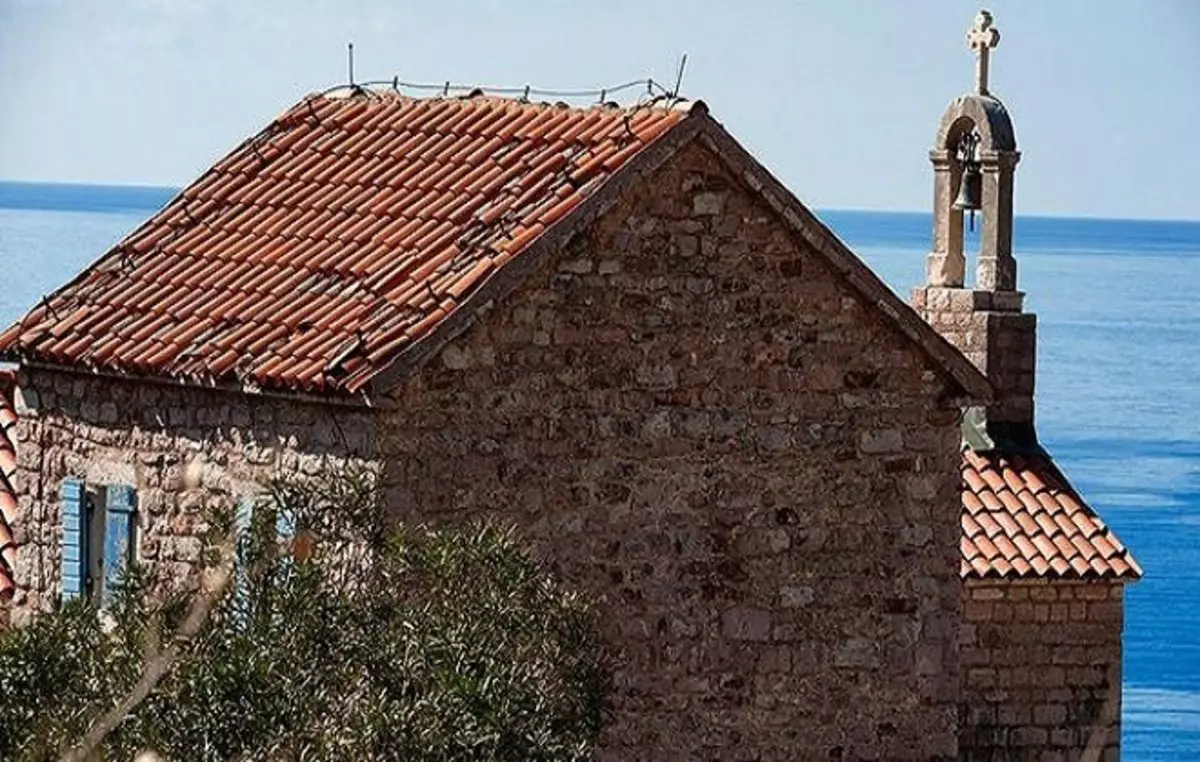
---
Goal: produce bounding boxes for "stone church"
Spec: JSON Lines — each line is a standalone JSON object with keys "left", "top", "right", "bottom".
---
{"left": 0, "top": 11, "right": 1138, "bottom": 760}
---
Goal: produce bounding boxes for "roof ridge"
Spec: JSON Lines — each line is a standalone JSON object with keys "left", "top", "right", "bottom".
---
{"left": 307, "top": 74, "right": 684, "bottom": 104}
{"left": 307, "top": 83, "right": 707, "bottom": 115}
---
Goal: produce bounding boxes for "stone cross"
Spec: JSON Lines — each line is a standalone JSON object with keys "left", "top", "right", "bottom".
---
{"left": 966, "top": 10, "right": 1000, "bottom": 96}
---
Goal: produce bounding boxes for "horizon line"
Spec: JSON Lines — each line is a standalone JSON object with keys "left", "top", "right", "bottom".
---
{"left": 1, "top": 178, "right": 1198, "bottom": 226}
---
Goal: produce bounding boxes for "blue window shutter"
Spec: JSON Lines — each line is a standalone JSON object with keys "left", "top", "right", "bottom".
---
{"left": 235, "top": 497, "right": 254, "bottom": 595}
{"left": 102, "top": 485, "right": 137, "bottom": 599}
{"left": 236, "top": 498, "right": 254, "bottom": 537}
{"left": 276, "top": 508, "right": 295, "bottom": 540}
{"left": 60, "top": 480, "right": 87, "bottom": 601}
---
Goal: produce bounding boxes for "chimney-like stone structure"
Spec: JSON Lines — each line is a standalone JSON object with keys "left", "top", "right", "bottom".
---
{"left": 912, "top": 9, "right": 1037, "bottom": 446}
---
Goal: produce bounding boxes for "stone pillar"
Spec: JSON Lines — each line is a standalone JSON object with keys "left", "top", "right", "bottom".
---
{"left": 977, "top": 152, "right": 1019, "bottom": 291}
{"left": 926, "top": 150, "right": 966, "bottom": 288}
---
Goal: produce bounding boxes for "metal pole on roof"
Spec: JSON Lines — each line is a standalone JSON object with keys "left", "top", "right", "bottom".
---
{"left": 348, "top": 43, "right": 355, "bottom": 86}
{"left": 672, "top": 53, "right": 689, "bottom": 98}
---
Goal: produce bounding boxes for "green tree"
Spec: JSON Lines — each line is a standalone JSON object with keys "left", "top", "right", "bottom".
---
{"left": 0, "top": 468, "right": 609, "bottom": 761}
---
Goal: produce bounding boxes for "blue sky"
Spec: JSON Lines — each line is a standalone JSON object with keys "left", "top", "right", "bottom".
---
{"left": 1, "top": 0, "right": 1196, "bottom": 220}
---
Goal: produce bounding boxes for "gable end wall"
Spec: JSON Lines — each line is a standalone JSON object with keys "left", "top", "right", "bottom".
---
{"left": 381, "top": 140, "right": 966, "bottom": 760}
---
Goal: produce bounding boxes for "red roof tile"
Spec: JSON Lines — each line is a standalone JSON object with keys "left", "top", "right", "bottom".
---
{"left": 960, "top": 448, "right": 1141, "bottom": 580}
{"left": 0, "top": 370, "right": 17, "bottom": 597}
{"left": 0, "top": 92, "right": 695, "bottom": 394}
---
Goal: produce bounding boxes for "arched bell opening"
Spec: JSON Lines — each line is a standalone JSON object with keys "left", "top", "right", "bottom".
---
{"left": 929, "top": 100, "right": 1019, "bottom": 292}
{"left": 951, "top": 131, "right": 983, "bottom": 222}
{"left": 943, "top": 117, "right": 986, "bottom": 288}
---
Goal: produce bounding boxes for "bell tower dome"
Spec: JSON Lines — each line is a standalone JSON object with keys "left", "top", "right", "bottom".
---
{"left": 913, "top": 9, "right": 1037, "bottom": 447}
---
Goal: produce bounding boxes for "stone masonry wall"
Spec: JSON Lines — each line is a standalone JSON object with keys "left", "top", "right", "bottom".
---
{"left": 960, "top": 580, "right": 1125, "bottom": 761}
{"left": 911, "top": 286, "right": 1036, "bottom": 429}
{"left": 8, "top": 367, "right": 378, "bottom": 624}
{"left": 381, "top": 140, "right": 968, "bottom": 760}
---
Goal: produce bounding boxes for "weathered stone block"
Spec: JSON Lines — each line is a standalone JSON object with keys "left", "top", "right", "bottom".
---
{"left": 440, "top": 344, "right": 473, "bottom": 370}
{"left": 559, "top": 257, "right": 594, "bottom": 274}
{"left": 835, "top": 638, "right": 882, "bottom": 669}
{"left": 692, "top": 191, "right": 726, "bottom": 216}
{"left": 778, "top": 585, "right": 814, "bottom": 608}
{"left": 721, "top": 607, "right": 772, "bottom": 642}
{"left": 859, "top": 429, "right": 904, "bottom": 454}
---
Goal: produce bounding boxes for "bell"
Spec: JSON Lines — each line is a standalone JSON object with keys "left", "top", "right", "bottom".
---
{"left": 952, "top": 164, "right": 982, "bottom": 212}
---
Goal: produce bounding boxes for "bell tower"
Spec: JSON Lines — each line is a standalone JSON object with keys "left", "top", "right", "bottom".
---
{"left": 913, "top": 9, "right": 1037, "bottom": 447}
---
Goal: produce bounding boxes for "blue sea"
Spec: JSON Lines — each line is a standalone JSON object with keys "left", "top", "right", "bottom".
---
{"left": 1, "top": 181, "right": 1198, "bottom": 759}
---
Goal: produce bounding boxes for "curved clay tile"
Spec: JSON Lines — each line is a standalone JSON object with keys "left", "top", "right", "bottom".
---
{"left": 0, "top": 370, "right": 17, "bottom": 597}
{"left": 960, "top": 446, "right": 1141, "bottom": 580}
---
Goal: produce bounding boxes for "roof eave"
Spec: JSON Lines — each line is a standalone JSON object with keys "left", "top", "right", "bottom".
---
{"left": 13, "top": 359, "right": 377, "bottom": 410}
{"left": 963, "top": 569, "right": 1143, "bottom": 583}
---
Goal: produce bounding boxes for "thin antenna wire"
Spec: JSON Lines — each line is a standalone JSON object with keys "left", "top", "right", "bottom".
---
{"left": 347, "top": 43, "right": 355, "bottom": 86}
{"left": 313, "top": 77, "right": 676, "bottom": 105}
{"left": 671, "top": 53, "right": 689, "bottom": 97}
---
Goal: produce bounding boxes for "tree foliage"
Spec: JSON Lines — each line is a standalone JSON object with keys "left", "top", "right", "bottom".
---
{"left": 0, "top": 469, "right": 609, "bottom": 761}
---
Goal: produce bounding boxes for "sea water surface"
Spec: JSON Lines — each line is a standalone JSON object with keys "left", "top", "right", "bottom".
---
{"left": 1, "top": 181, "right": 1198, "bottom": 760}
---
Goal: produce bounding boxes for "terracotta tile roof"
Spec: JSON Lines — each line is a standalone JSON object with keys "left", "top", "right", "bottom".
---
{"left": 0, "top": 84, "right": 997, "bottom": 408}
{"left": 0, "top": 370, "right": 17, "bottom": 597}
{"left": 0, "top": 91, "right": 695, "bottom": 394}
{"left": 960, "top": 447, "right": 1141, "bottom": 580}
{"left": 0, "top": 86, "right": 994, "bottom": 404}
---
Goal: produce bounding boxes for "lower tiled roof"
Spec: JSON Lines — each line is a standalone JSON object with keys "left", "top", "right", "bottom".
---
{"left": 0, "top": 371, "right": 16, "bottom": 596}
{"left": 961, "top": 447, "right": 1141, "bottom": 580}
